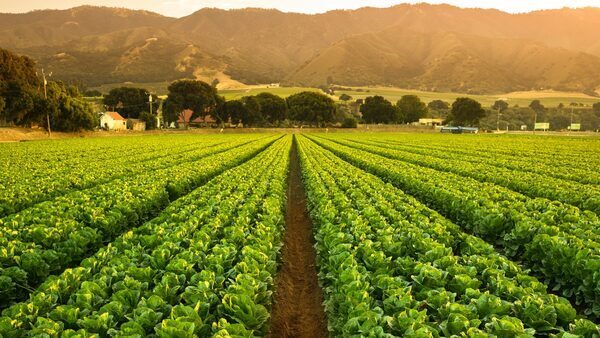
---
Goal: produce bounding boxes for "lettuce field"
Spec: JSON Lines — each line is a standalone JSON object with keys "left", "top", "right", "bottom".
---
{"left": 0, "top": 132, "right": 599, "bottom": 337}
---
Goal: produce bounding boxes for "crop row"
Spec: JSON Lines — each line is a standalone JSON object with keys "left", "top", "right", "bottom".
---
{"left": 0, "top": 135, "right": 261, "bottom": 217}
{"left": 307, "top": 134, "right": 600, "bottom": 318}
{"left": 297, "top": 135, "right": 599, "bottom": 336}
{"left": 324, "top": 136, "right": 600, "bottom": 214}
{"left": 367, "top": 136, "right": 600, "bottom": 185}
{"left": 0, "top": 135, "right": 279, "bottom": 308}
{"left": 0, "top": 136, "right": 291, "bottom": 337}
{"left": 369, "top": 134, "right": 600, "bottom": 170}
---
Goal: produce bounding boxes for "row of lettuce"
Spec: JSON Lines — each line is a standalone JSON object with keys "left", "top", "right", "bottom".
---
{"left": 0, "top": 135, "right": 278, "bottom": 308}
{"left": 325, "top": 136, "right": 600, "bottom": 214}
{"left": 366, "top": 133, "right": 600, "bottom": 175}
{"left": 307, "top": 134, "right": 600, "bottom": 320}
{"left": 358, "top": 135, "right": 600, "bottom": 187}
{"left": 0, "top": 134, "right": 260, "bottom": 217}
{"left": 297, "top": 135, "right": 599, "bottom": 336}
{"left": 0, "top": 136, "right": 291, "bottom": 337}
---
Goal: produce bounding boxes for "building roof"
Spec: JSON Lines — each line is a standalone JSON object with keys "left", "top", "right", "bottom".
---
{"left": 177, "top": 109, "right": 217, "bottom": 124}
{"left": 104, "top": 112, "right": 125, "bottom": 121}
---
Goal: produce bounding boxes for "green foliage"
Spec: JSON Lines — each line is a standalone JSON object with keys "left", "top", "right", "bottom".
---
{"left": 239, "top": 95, "right": 263, "bottom": 127}
{"left": 83, "top": 90, "right": 102, "bottom": 97}
{"left": 163, "top": 80, "right": 217, "bottom": 126}
{"left": 139, "top": 112, "right": 158, "bottom": 130}
{"left": 34, "top": 81, "right": 98, "bottom": 132}
{"left": 341, "top": 117, "right": 358, "bottom": 128}
{"left": 593, "top": 102, "right": 600, "bottom": 115}
{"left": 339, "top": 93, "right": 353, "bottom": 101}
{"left": 529, "top": 99, "right": 546, "bottom": 113}
{"left": 492, "top": 100, "right": 509, "bottom": 111}
{"left": 287, "top": 91, "right": 336, "bottom": 126}
{"left": 448, "top": 97, "right": 487, "bottom": 126}
{"left": 254, "top": 92, "right": 287, "bottom": 124}
{"left": 360, "top": 95, "right": 397, "bottom": 123}
{"left": 396, "top": 95, "right": 427, "bottom": 123}
{"left": 103, "top": 87, "right": 158, "bottom": 119}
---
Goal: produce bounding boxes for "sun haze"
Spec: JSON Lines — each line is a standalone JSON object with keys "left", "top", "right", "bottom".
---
{"left": 2, "top": 0, "right": 600, "bottom": 17}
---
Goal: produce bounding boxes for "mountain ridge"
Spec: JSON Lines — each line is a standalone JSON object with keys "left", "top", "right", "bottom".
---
{"left": 2, "top": 4, "right": 600, "bottom": 94}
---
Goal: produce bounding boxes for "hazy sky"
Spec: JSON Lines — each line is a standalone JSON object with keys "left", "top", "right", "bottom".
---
{"left": 2, "top": 0, "right": 600, "bottom": 17}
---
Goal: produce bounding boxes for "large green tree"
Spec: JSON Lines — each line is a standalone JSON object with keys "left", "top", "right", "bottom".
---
{"left": 223, "top": 100, "right": 246, "bottom": 125}
{"left": 255, "top": 92, "right": 287, "bottom": 124}
{"left": 529, "top": 100, "right": 545, "bottom": 113}
{"left": 397, "top": 95, "right": 427, "bottom": 123}
{"left": 103, "top": 87, "right": 158, "bottom": 119}
{"left": 0, "top": 48, "right": 40, "bottom": 125}
{"left": 287, "top": 91, "right": 336, "bottom": 127}
{"left": 360, "top": 96, "right": 397, "bottom": 124}
{"left": 163, "top": 80, "right": 217, "bottom": 127}
{"left": 447, "top": 97, "right": 487, "bottom": 126}
{"left": 492, "top": 100, "right": 509, "bottom": 112}
{"left": 240, "top": 96, "right": 263, "bottom": 127}
{"left": 35, "top": 81, "right": 97, "bottom": 132}
{"left": 593, "top": 102, "right": 600, "bottom": 116}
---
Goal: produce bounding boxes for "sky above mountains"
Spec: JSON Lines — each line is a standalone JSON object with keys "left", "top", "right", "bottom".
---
{"left": 2, "top": 0, "right": 600, "bottom": 17}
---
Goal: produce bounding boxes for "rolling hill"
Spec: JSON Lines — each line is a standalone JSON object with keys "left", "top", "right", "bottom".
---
{"left": 1, "top": 4, "right": 600, "bottom": 94}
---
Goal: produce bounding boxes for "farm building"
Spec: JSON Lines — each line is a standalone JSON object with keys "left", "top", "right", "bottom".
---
{"left": 127, "top": 119, "right": 146, "bottom": 131}
{"left": 100, "top": 112, "right": 126, "bottom": 131}
{"left": 177, "top": 109, "right": 218, "bottom": 128}
{"left": 418, "top": 118, "right": 445, "bottom": 126}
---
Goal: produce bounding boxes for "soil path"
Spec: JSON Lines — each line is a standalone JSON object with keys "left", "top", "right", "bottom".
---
{"left": 268, "top": 136, "right": 329, "bottom": 338}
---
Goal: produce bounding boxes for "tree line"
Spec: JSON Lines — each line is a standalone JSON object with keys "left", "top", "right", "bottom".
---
{"left": 0, "top": 48, "right": 97, "bottom": 132}
{"left": 106, "top": 80, "right": 339, "bottom": 129}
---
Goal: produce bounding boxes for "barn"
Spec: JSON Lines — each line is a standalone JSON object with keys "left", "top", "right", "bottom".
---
{"left": 100, "top": 112, "right": 126, "bottom": 131}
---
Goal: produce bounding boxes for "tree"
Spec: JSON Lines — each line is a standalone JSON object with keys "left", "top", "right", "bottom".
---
{"left": 341, "top": 117, "right": 358, "bottom": 128}
{"left": 223, "top": 100, "right": 246, "bottom": 125}
{"left": 163, "top": 80, "right": 217, "bottom": 128}
{"left": 397, "top": 95, "right": 427, "bottom": 123}
{"left": 592, "top": 102, "right": 600, "bottom": 116}
{"left": 529, "top": 100, "right": 545, "bottom": 113}
{"left": 103, "top": 87, "right": 158, "bottom": 119}
{"left": 492, "top": 100, "right": 509, "bottom": 112}
{"left": 0, "top": 97, "right": 5, "bottom": 117}
{"left": 550, "top": 114, "right": 570, "bottom": 130}
{"left": 428, "top": 100, "right": 450, "bottom": 111}
{"left": 240, "top": 96, "right": 263, "bottom": 127}
{"left": 212, "top": 95, "right": 228, "bottom": 127}
{"left": 35, "top": 81, "right": 97, "bottom": 132}
{"left": 339, "top": 94, "right": 353, "bottom": 102}
{"left": 287, "top": 91, "right": 336, "bottom": 127}
{"left": 139, "top": 112, "right": 158, "bottom": 130}
{"left": 0, "top": 48, "right": 40, "bottom": 126}
{"left": 255, "top": 92, "right": 287, "bottom": 124}
{"left": 447, "top": 97, "right": 487, "bottom": 126}
{"left": 360, "top": 96, "right": 397, "bottom": 124}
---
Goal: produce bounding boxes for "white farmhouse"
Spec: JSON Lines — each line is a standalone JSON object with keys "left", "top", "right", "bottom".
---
{"left": 100, "top": 112, "right": 126, "bottom": 131}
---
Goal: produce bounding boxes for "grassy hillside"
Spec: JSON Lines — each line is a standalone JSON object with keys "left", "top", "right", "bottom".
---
{"left": 89, "top": 82, "right": 599, "bottom": 107}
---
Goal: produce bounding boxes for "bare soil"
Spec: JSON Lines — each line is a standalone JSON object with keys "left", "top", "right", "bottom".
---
{"left": 268, "top": 137, "right": 329, "bottom": 338}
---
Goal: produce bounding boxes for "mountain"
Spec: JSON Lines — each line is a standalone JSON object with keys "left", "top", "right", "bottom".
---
{"left": 1, "top": 4, "right": 600, "bottom": 93}
{"left": 286, "top": 28, "right": 600, "bottom": 93}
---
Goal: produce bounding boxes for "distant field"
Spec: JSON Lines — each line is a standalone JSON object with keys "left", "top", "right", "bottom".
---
{"left": 334, "top": 86, "right": 600, "bottom": 108}
{"left": 90, "top": 82, "right": 599, "bottom": 108}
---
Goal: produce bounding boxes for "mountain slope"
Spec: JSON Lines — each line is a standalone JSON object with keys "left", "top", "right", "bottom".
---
{"left": 286, "top": 28, "right": 600, "bottom": 93}
{"left": 2, "top": 4, "right": 600, "bottom": 93}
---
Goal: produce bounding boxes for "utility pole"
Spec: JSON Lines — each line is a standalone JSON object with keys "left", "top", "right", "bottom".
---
{"left": 42, "top": 69, "right": 52, "bottom": 137}
{"left": 496, "top": 108, "right": 501, "bottom": 132}
{"left": 149, "top": 94, "right": 153, "bottom": 115}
